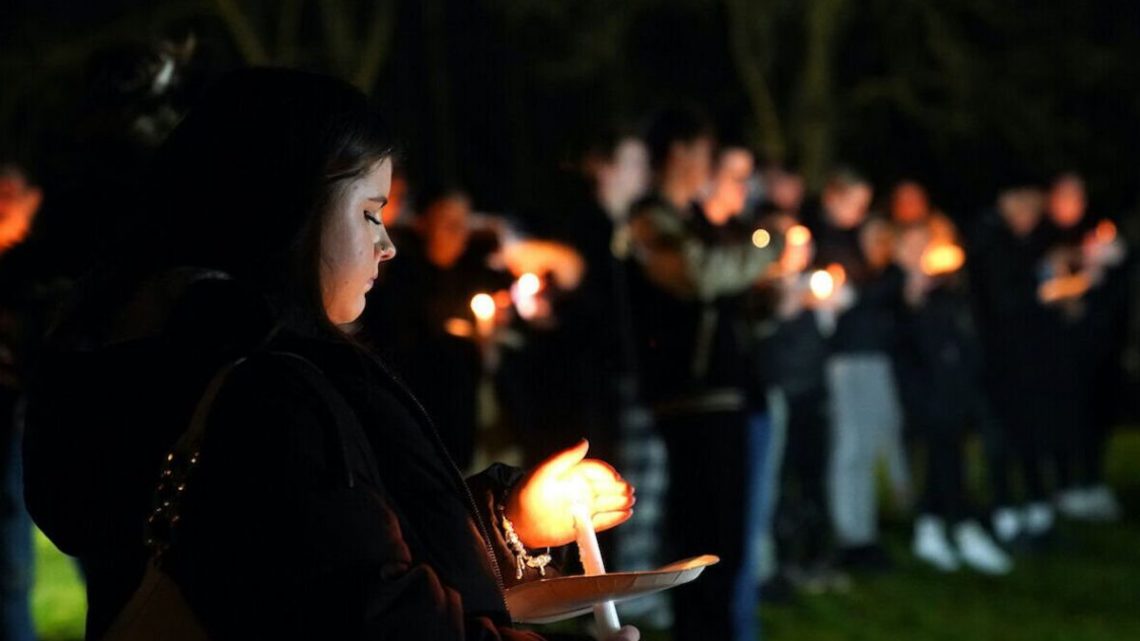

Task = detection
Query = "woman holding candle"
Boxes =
[23,69,637,641]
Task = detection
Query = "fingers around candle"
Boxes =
[534,439,590,484]
[592,510,634,532]
[593,493,637,513]
[575,459,621,481]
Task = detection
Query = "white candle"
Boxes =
[470,293,496,339]
[571,503,621,639]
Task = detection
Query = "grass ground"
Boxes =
[31,430,1140,640]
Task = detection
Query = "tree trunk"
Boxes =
[795,0,847,189]
[723,0,785,162]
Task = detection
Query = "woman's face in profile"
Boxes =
[320,158,397,324]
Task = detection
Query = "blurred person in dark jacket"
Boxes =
[970,187,1055,546]
[1040,173,1127,522]
[893,220,1012,575]
[625,108,770,641]
[753,213,851,595]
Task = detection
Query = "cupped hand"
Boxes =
[504,440,635,548]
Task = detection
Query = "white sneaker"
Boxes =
[1056,487,1091,520]
[1082,485,1123,523]
[913,515,960,572]
[1023,502,1055,536]
[954,520,1013,575]
[992,507,1021,544]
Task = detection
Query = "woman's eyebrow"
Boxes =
[366,196,390,207]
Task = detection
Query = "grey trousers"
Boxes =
[825,353,908,547]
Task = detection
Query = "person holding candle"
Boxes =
[893,221,1012,574]
[807,168,909,573]
[1039,173,1127,523]
[752,212,850,595]
[625,107,770,641]
[23,69,638,641]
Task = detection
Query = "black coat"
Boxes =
[24,273,566,640]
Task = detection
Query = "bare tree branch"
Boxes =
[353,0,398,94]
[318,0,355,79]
[724,0,785,161]
[795,0,847,189]
[213,0,269,64]
[275,0,304,65]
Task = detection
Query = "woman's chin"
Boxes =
[326,299,367,326]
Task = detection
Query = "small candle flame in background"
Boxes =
[809,270,834,300]
[752,228,771,248]
[920,243,966,276]
[471,293,497,337]
[444,317,474,338]
[471,293,496,321]
[513,272,543,320]
[517,272,541,297]
[809,263,846,300]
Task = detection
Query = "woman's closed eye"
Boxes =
[364,211,383,226]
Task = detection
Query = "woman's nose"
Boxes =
[375,227,397,262]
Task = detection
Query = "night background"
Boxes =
[5,1,1140,220]
[2,1,1139,640]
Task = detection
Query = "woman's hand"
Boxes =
[604,625,641,641]
[504,440,635,548]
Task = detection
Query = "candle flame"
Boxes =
[809,270,835,299]
[517,272,542,297]
[752,228,772,248]
[470,293,496,321]
[810,263,846,300]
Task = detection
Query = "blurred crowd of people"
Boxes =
[349,107,1132,640]
[0,48,1135,641]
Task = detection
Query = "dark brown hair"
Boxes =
[115,67,396,334]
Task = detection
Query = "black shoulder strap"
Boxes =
[148,351,382,556]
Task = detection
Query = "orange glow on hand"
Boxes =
[1094,219,1117,244]
[1039,273,1092,303]
[920,244,966,276]
[786,224,811,247]
[505,440,635,548]
[826,263,846,288]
